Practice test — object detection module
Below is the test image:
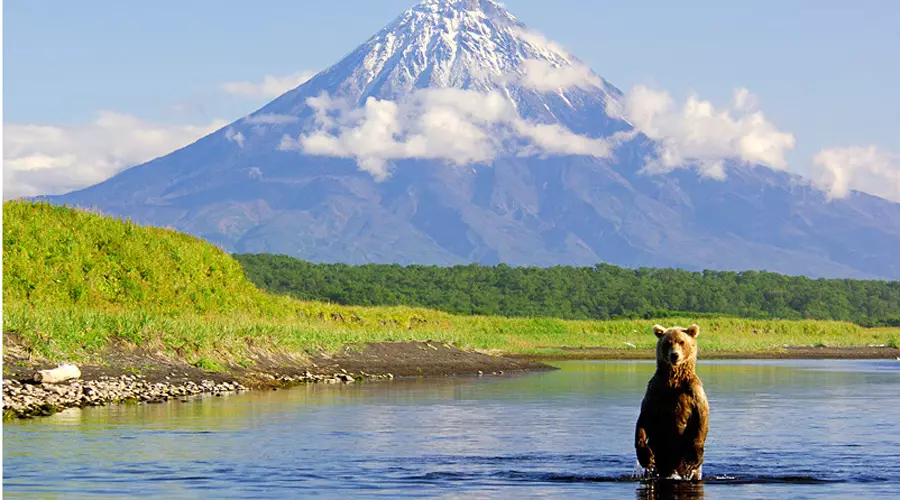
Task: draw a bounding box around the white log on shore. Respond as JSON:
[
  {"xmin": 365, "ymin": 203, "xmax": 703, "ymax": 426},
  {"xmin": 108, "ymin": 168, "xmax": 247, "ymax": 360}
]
[{"xmin": 34, "ymin": 363, "xmax": 82, "ymax": 384}]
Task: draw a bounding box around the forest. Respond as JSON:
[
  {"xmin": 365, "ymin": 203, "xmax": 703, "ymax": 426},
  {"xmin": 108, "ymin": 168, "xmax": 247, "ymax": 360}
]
[{"xmin": 235, "ymin": 254, "xmax": 900, "ymax": 326}]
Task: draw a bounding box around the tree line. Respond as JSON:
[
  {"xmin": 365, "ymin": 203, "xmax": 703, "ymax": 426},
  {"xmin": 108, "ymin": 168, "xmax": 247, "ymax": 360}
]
[{"xmin": 234, "ymin": 254, "xmax": 900, "ymax": 326}]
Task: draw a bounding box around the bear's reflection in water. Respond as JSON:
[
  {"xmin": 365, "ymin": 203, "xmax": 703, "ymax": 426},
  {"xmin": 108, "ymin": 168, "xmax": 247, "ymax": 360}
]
[{"xmin": 636, "ymin": 480, "xmax": 705, "ymax": 500}]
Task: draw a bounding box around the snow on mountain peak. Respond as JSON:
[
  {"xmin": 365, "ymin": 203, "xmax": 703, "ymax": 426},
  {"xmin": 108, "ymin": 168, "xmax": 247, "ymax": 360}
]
[
  {"xmin": 411, "ymin": 0, "xmax": 515, "ymax": 18},
  {"xmin": 310, "ymin": 0, "xmax": 609, "ymax": 103}
]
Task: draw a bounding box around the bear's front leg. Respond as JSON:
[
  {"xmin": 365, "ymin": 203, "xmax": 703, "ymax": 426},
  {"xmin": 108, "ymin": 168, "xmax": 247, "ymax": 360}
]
[
  {"xmin": 635, "ymin": 414, "xmax": 655, "ymax": 472},
  {"xmin": 635, "ymin": 427, "xmax": 654, "ymax": 470},
  {"xmin": 681, "ymin": 441, "xmax": 704, "ymax": 474}
]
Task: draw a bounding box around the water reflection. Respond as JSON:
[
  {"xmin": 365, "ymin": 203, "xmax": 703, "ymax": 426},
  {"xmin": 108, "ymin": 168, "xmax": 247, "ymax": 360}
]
[{"xmin": 636, "ymin": 480, "xmax": 705, "ymax": 500}]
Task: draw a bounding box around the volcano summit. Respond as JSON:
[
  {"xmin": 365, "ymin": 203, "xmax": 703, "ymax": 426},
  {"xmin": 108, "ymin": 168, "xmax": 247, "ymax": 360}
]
[{"xmin": 47, "ymin": 0, "xmax": 900, "ymax": 279}]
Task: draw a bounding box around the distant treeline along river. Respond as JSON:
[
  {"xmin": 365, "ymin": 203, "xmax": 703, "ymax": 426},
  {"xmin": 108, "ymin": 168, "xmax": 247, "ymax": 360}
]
[{"xmin": 235, "ymin": 255, "xmax": 900, "ymax": 327}]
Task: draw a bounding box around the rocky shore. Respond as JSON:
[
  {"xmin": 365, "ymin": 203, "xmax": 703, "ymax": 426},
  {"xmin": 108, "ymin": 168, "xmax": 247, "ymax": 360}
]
[
  {"xmin": 2, "ymin": 369, "xmax": 395, "ymax": 419},
  {"xmin": 3, "ymin": 375, "xmax": 247, "ymax": 418}
]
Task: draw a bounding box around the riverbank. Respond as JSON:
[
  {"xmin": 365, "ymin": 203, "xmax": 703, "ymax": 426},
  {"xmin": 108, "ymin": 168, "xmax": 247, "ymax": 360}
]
[
  {"xmin": 2, "ymin": 339, "xmax": 551, "ymax": 419},
  {"xmin": 6, "ymin": 336, "xmax": 900, "ymax": 419}
]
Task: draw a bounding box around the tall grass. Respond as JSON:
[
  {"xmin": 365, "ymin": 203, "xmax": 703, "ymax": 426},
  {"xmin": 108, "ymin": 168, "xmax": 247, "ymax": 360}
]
[{"xmin": 3, "ymin": 201, "xmax": 897, "ymax": 368}]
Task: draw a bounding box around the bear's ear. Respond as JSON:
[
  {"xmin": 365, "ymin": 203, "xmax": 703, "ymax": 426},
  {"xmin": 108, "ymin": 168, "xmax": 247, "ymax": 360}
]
[
  {"xmin": 685, "ymin": 324, "xmax": 700, "ymax": 338},
  {"xmin": 652, "ymin": 324, "xmax": 666, "ymax": 338}
]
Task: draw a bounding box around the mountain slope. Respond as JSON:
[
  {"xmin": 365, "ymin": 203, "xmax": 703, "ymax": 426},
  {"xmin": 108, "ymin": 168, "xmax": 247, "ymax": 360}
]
[{"xmin": 46, "ymin": 0, "xmax": 900, "ymax": 279}]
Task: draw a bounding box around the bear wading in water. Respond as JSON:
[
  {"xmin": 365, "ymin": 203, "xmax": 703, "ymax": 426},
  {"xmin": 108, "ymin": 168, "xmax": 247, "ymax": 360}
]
[{"xmin": 635, "ymin": 324, "xmax": 709, "ymax": 481}]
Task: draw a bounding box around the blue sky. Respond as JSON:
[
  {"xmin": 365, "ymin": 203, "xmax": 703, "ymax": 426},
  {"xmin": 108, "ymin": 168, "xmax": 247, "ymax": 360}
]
[{"xmin": 4, "ymin": 0, "xmax": 899, "ymax": 199}]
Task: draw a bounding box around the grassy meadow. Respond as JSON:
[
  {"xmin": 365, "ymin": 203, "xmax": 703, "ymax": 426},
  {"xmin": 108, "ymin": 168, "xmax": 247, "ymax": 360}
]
[{"xmin": 3, "ymin": 201, "xmax": 898, "ymax": 370}]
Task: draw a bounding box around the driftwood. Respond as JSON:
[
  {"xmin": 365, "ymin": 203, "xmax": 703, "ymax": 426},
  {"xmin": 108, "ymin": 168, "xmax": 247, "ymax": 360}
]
[{"xmin": 34, "ymin": 363, "xmax": 82, "ymax": 384}]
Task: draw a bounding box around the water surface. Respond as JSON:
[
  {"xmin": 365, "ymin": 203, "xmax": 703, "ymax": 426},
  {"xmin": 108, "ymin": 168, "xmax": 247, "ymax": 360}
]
[{"xmin": 4, "ymin": 359, "xmax": 899, "ymax": 498}]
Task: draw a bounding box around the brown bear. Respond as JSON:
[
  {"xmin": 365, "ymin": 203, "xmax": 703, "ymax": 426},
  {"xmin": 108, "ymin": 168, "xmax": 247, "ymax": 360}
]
[{"xmin": 634, "ymin": 324, "xmax": 709, "ymax": 481}]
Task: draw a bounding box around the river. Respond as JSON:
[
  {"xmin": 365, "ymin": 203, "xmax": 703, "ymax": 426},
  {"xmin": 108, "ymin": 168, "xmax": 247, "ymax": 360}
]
[{"xmin": 4, "ymin": 359, "xmax": 899, "ymax": 499}]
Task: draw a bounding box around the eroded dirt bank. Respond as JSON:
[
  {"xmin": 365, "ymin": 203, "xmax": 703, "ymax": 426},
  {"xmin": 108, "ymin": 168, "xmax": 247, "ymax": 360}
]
[{"xmin": 2, "ymin": 339, "xmax": 552, "ymax": 419}]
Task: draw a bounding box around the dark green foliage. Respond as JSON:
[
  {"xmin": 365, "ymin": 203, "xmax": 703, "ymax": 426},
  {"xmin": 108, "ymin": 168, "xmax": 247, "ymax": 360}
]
[{"xmin": 235, "ymin": 255, "xmax": 900, "ymax": 326}]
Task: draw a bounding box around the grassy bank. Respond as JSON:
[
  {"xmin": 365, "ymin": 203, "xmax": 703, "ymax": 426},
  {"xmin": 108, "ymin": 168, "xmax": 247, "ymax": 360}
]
[
  {"xmin": 6, "ymin": 304, "xmax": 899, "ymax": 367},
  {"xmin": 3, "ymin": 201, "xmax": 898, "ymax": 371}
]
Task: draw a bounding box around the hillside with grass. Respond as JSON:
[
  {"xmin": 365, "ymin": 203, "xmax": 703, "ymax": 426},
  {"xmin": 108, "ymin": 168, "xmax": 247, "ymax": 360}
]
[
  {"xmin": 3, "ymin": 201, "xmax": 898, "ymax": 371},
  {"xmin": 3, "ymin": 201, "xmax": 265, "ymax": 313}
]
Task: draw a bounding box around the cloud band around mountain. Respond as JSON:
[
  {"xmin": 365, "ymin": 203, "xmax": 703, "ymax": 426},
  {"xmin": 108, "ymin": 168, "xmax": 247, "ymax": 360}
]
[
  {"xmin": 278, "ymin": 88, "xmax": 619, "ymax": 180},
  {"xmin": 278, "ymin": 83, "xmax": 797, "ymax": 187},
  {"xmin": 6, "ymin": 78, "xmax": 897, "ymax": 204}
]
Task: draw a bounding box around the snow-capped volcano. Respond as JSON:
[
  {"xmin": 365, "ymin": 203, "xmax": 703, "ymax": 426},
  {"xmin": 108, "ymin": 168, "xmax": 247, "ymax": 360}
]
[
  {"xmin": 45, "ymin": 0, "xmax": 900, "ymax": 279},
  {"xmin": 242, "ymin": 0, "xmax": 629, "ymax": 181},
  {"xmin": 256, "ymin": 0, "xmax": 621, "ymax": 129}
]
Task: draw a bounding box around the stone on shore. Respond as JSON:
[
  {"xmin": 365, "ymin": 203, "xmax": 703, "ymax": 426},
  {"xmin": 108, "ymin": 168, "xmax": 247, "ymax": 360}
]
[{"xmin": 34, "ymin": 363, "xmax": 81, "ymax": 384}]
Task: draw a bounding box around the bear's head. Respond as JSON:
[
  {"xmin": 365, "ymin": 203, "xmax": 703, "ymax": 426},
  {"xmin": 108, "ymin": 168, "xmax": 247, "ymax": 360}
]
[{"xmin": 653, "ymin": 324, "xmax": 700, "ymax": 367}]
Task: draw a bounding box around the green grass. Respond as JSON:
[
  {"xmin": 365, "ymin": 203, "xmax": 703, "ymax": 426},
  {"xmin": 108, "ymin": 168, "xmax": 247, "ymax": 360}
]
[
  {"xmin": 3, "ymin": 201, "xmax": 898, "ymax": 369},
  {"xmin": 2, "ymin": 200, "xmax": 266, "ymax": 313},
  {"xmin": 5, "ymin": 303, "xmax": 896, "ymax": 366}
]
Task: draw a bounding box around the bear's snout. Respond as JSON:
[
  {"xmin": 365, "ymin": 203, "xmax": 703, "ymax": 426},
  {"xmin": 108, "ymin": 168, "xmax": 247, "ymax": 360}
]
[{"xmin": 669, "ymin": 352, "xmax": 680, "ymax": 364}]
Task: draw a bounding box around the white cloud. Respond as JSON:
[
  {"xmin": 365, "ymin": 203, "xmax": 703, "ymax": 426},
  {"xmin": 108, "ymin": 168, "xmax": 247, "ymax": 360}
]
[
  {"xmin": 279, "ymin": 89, "xmax": 616, "ymax": 180},
  {"xmin": 244, "ymin": 113, "xmax": 299, "ymax": 125},
  {"xmin": 732, "ymin": 88, "xmax": 757, "ymax": 111},
  {"xmin": 515, "ymin": 122, "xmax": 628, "ymax": 159},
  {"xmin": 221, "ymin": 71, "xmax": 316, "ymax": 99},
  {"xmin": 811, "ymin": 146, "xmax": 900, "ymax": 202},
  {"xmin": 520, "ymin": 60, "xmax": 603, "ymax": 92},
  {"xmin": 3, "ymin": 112, "xmax": 227, "ymax": 199},
  {"xmin": 609, "ymin": 86, "xmax": 795, "ymax": 178},
  {"xmin": 225, "ymin": 127, "xmax": 245, "ymax": 147}
]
